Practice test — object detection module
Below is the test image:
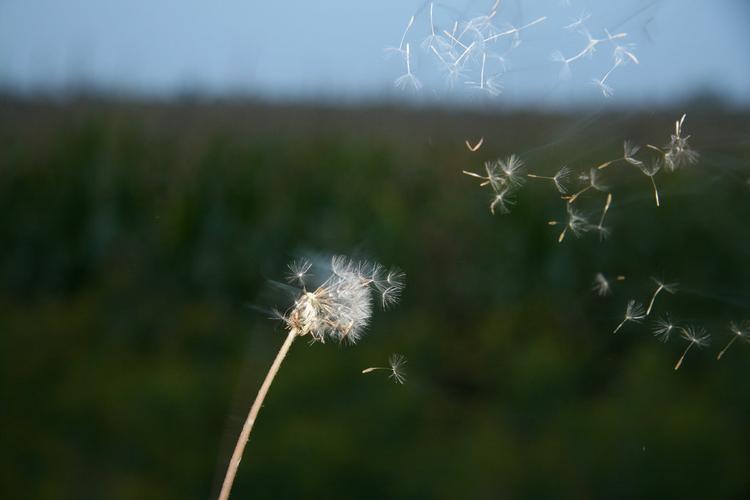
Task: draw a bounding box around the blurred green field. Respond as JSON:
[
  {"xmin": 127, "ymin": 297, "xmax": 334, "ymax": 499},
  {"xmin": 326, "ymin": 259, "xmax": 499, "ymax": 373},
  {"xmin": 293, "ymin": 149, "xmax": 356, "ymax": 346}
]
[{"xmin": 1, "ymin": 98, "xmax": 750, "ymax": 499}]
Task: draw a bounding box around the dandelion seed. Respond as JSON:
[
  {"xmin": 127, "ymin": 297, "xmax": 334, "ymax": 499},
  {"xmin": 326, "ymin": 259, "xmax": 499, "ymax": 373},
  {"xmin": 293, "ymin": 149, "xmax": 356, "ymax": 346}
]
[
  {"xmin": 613, "ymin": 299, "xmax": 646, "ymax": 334},
  {"xmin": 614, "ymin": 43, "xmax": 639, "ymax": 65},
  {"xmin": 653, "ymin": 313, "xmax": 677, "ymax": 343},
  {"xmin": 362, "ymin": 353, "xmax": 408, "ymax": 384},
  {"xmin": 623, "ymin": 141, "xmax": 643, "ymax": 166},
  {"xmin": 490, "ymin": 187, "xmax": 516, "ymax": 215},
  {"xmin": 639, "ymin": 159, "xmax": 663, "ymax": 207},
  {"xmin": 598, "ymin": 140, "xmax": 642, "ymax": 170},
  {"xmin": 394, "ymin": 44, "xmax": 422, "ymax": 91},
  {"xmin": 386, "ymin": 15, "xmax": 415, "ymax": 57},
  {"xmin": 558, "ymin": 204, "xmax": 591, "ymax": 242},
  {"xmin": 663, "ymin": 114, "xmax": 699, "ymax": 171},
  {"xmin": 565, "ymin": 168, "xmax": 607, "ymax": 204},
  {"xmin": 465, "ymin": 137, "xmax": 484, "ymax": 152},
  {"xmin": 717, "ymin": 321, "xmax": 750, "ymax": 360},
  {"xmin": 286, "ymin": 259, "xmax": 312, "ymax": 287},
  {"xmin": 527, "ymin": 165, "xmax": 571, "ymax": 194},
  {"xmin": 675, "ymin": 326, "xmax": 710, "ymax": 370},
  {"xmin": 564, "ymin": 11, "xmax": 591, "ymax": 31},
  {"xmin": 592, "ymin": 60, "xmax": 622, "ymax": 97},
  {"xmin": 646, "ymin": 277, "xmax": 678, "ymax": 316},
  {"xmin": 219, "ymin": 256, "xmax": 405, "ymax": 500},
  {"xmin": 484, "ymin": 16, "xmax": 547, "ymax": 43},
  {"xmin": 617, "ymin": 276, "xmax": 626, "ymax": 281},
  {"xmin": 593, "ymin": 272, "xmax": 611, "ymax": 296},
  {"xmin": 594, "ymin": 192, "xmax": 613, "ymax": 240},
  {"xmin": 498, "ymin": 154, "xmax": 526, "ymax": 186},
  {"xmin": 421, "ymin": 3, "xmax": 440, "ymax": 51}
]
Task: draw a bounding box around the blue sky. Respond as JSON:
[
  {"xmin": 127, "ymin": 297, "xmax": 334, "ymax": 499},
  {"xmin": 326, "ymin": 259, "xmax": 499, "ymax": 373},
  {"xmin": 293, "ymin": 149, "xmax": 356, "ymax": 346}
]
[{"xmin": 0, "ymin": 0, "xmax": 748, "ymax": 106}]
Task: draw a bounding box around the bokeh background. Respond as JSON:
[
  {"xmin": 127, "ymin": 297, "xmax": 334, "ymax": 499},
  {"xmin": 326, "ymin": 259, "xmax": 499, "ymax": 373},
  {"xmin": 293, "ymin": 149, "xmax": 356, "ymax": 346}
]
[{"xmin": 2, "ymin": 1, "xmax": 750, "ymax": 499}]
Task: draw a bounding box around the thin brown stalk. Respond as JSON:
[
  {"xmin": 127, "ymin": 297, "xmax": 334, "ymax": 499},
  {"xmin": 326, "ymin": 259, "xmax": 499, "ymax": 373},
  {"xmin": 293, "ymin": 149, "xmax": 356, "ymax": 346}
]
[{"xmin": 218, "ymin": 329, "xmax": 298, "ymax": 500}]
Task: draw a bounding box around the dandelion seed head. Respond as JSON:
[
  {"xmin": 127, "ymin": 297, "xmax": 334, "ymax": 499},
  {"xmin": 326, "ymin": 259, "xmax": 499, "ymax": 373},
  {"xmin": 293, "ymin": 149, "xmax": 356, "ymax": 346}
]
[{"xmin": 283, "ymin": 256, "xmax": 404, "ymax": 345}]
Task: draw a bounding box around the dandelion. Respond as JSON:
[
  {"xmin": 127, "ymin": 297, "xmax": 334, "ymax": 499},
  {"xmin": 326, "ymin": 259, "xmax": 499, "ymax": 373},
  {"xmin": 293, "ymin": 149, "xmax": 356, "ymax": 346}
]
[
  {"xmin": 553, "ymin": 29, "xmax": 627, "ymax": 79},
  {"xmin": 466, "ymin": 52, "xmax": 503, "ymax": 96},
  {"xmin": 613, "ymin": 299, "xmax": 646, "ymax": 334},
  {"xmin": 565, "ymin": 168, "xmax": 607, "ymax": 204},
  {"xmin": 556, "ymin": 204, "xmax": 591, "ymax": 243},
  {"xmin": 614, "ymin": 43, "xmax": 639, "ymax": 65},
  {"xmin": 674, "ymin": 326, "xmax": 710, "ymax": 370},
  {"xmin": 598, "ymin": 140, "xmax": 643, "ymax": 169},
  {"xmin": 648, "ymin": 114, "xmax": 699, "ymax": 172},
  {"xmin": 594, "ymin": 192, "xmax": 613, "ymax": 240},
  {"xmin": 592, "ymin": 60, "xmax": 622, "ymax": 97},
  {"xmin": 218, "ymin": 256, "xmax": 404, "ymax": 500},
  {"xmin": 394, "ymin": 44, "xmax": 422, "ymax": 91},
  {"xmin": 421, "ymin": 3, "xmax": 440, "ymax": 51},
  {"xmin": 717, "ymin": 321, "xmax": 750, "ymax": 360},
  {"xmin": 645, "ymin": 278, "xmax": 678, "ymax": 316},
  {"xmin": 527, "ymin": 165, "xmax": 572, "ymax": 194},
  {"xmin": 652, "ymin": 313, "xmax": 677, "ymax": 342},
  {"xmin": 385, "ymin": 15, "xmax": 415, "ymax": 57},
  {"xmin": 362, "ymin": 353, "xmax": 408, "ymax": 384},
  {"xmin": 592, "ymin": 272, "xmax": 611, "ymax": 296},
  {"xmin": 639, "ymin": 159, "xmax": 662, "ymax": 207}
]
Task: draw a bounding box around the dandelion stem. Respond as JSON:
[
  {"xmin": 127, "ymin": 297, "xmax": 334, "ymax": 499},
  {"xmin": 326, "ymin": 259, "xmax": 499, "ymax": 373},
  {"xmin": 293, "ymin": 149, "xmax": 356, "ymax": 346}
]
[
  {"xmin": 717, "ymin": 335, "xmax": 738, "ymax": 360},
  {"xmin": 646, "ymin": 285, "xmax": 663, "ymax": 316},
  {"xmin": 218, "ymin": 329, "xmax": 298, "ymax": 500},
  {"xmin": 613, "ymin": 319, "xmax": 627, "ymax": 334},
  {"xmin": 674, "ymin": 342, "xmax": 693, "ymax": 370}
]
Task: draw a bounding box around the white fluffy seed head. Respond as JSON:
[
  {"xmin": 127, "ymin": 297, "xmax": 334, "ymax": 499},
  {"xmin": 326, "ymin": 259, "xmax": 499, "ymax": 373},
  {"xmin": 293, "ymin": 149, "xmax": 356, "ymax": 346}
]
[{"xmin": 282, "ymin": 256, "xmax": 404, "ymax": 345}]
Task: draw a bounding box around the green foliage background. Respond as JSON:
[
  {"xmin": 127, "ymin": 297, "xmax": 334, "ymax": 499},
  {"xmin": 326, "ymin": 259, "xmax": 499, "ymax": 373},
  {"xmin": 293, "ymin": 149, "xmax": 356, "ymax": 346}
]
[{"xmin": 1, "ymin": 99, "xmax": 749, "ymax": 499}]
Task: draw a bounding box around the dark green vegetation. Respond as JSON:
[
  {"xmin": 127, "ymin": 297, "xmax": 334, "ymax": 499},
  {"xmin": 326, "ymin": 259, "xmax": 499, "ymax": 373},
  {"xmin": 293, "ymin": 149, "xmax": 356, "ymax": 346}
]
[{"xmin": 1, "ymin": 99, "xmax": 749, "ymax": 499}]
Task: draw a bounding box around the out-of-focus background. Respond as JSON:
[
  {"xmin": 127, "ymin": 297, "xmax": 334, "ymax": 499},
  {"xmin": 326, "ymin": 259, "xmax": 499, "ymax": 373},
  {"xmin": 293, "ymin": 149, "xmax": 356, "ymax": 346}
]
[{"xmin": 1, "ymin": 1, "xmax": 750, "ymax": 499}]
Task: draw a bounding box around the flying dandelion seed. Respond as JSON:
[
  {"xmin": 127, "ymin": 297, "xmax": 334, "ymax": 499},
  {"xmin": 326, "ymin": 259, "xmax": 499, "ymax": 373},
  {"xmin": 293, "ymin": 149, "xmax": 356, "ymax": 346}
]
[
  {"xmin": 565, "ymin": 168, "xmax": 607, "ymax": 204},
  {"xmin": 556, "ymin": 204, "xmax": 591, "ymax": 243},
  {"xmin": 394, "ymin": 44, "xmax": 422, "ymax": 91},
  {"xmin": 613, "ymin": 299, "xmax": 646, "ymax": 334},
  {"xmin": 647, "ymin": 114, "xmax": 699, "ymax": 172},
  {"xmin": 592, "ymin": 273, "xmax": 611, "ymax": 296},
  {"xmin": 717, "ymin": 321, "xmax": 750, "ymax": 360},
  {"xmin": 645, "ymin": 278, "xmax": 678, "ymax": 316},
  {"xmin": 675, "ymin": 326, "xmax": 710, "ymax": 370},
  {"xmin": 652, "ymin": 313, "xmax": 677, "ymax": 343},
  {"xmin": 597, "ymin": 140, "xmax": 643, "ymax": 170},
  {"xmin": 528, "ymin": 165, "xmax": 572, "ymax": 194},
  {"xmin": 594, "ymin": 192, "xmax": 613, "ymax": 240},
  {"xmin": 362, "ymin": 353, "xmax": 407, "ymax": 384},
  {"xmin": 218, "ymin": 256, "xmax": 405, "ymax": 500},
  {"xmin": 639, "ymin": 159, "xmax": 663, "ymax": 207}
]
